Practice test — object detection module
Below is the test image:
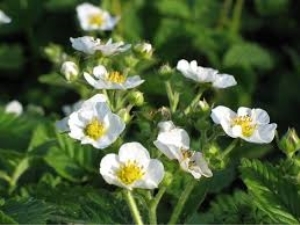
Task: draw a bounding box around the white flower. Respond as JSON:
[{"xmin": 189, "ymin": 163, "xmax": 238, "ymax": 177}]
[
  {"xmin": 76, "ymin": 3, "xmax": 119, "ymax": 31},
  {"xmin": 0, "ymin": 10, "xmax": 11, "ymax": 24},
  {"xmin": 154, "ymin": 121, "xmax": 212, "ymax": 179},
  {"xmin": 70, "ymin": 37, "xmax": 130, "ymax": 56},
  {"xmin": 61, "ymin": 61, "xmax": 79, "ymax": 81},
  {"xmin": 211, "ymin": 106, "xmax": 277, "ymax": 143},
  {"xmin": 70, "ymin": 36, "xmax": 101, "ymax": 55},
  {"xmin": 56, "ymin": 94, "xmax": 125, "ymax": 149},
  {"xmin": 84, "ymin": 65, "xmax": 144, "ymax": 90},
  {"xmin": 96, "ymin": 38, "xmax": 131, "ymax": 56},
  {"xmin": 100, "ymin": 142, "xmax": 164, "ymax": 190},
  {"xmin": 5, "ymin": 100, "xmax": 23, "ymax": 116},
  {"xmin": 176, "ymin": 59, "xmax": 237, "ymax": 88}
]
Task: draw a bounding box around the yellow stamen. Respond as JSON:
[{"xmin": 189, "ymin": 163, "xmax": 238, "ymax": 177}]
[
  {"xmin": 88, "ymin": 13, "xmax": 104, "ymax": 26},
  {"xmin": 84, "ymin": 118, "xmax": 106, "ymax": 140},
  {"xmin": 107, "ymin": 71, "xmax": 125, "ymax": 84},
  {"xmin": 232, "ymin": 115, "xmax": 256, "ymax": 137},
  {"xmin": 181, "ymin": 148, "xmax": 194, "ymax": 160},
  {"xmin": 116, "ymin": 160, "xmax": 145, "ymax": 185}
]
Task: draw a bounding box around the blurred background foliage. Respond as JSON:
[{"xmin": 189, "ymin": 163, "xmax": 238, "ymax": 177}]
[{"xmin": 0, "ymin": 0, "xmax": 299, "ymax": 132}]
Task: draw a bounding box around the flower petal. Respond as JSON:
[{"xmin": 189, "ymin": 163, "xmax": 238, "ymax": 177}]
[
  {"xmin": 134, "ymin": 159, "xmax": 164, "ymax": 189},
  {"xmin": 212, "ymin": 74, "xmax": 237, "ymax": 88},
  {"xmin": 118, "ymin": 142, "xmax": 150, "ymax": 166},
  {"xmin": 99, "ymin": 153, "xmax": 127, "ymax": 188},
  {"xmin": 252, "ymin": 108, "xmax": 270, "ymax": 124},
  {"xmin": 93, "ymin": 65, "xmax": 108, "ymax": 79},
  {"xmin": 211, "ymin": 105, "xmax": 236, "ymax": 124}
]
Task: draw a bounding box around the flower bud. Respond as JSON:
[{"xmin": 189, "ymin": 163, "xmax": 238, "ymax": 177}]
[
  {"xmin": 128, "ymin": 91, "xmax": 144, "ymax": 107},
  {"xmin": 198, "ymin": 99, "xmax": 210, "ymax": 112},
  {"xmin": 161, "ymin": 171, "xmax": 173, "ymax": 187},
  {"xmin": 61, "ymin": 61, "xmax": 79, "ymax": 81},
  {"xmin": 278, "ymin": 128, "xmax": 300, "ymax": 157},
  {"xmin": 158, "ymin": 64, "xmax": 174, "ymax": 80},
  {"xmin": 133, "ymin": 42, "xmax": 153, "ymax": 59},
  {"xmin": 117, "ymin": 108, "xmax": 131, "ymax": 124}
]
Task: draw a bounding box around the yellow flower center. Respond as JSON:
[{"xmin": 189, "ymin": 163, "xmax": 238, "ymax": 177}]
[
  {"xmin": 116, "ymin": 160, "xmax": 145, "ymax": 185},
  {"xmin": 84, "ymin": 118, "xmax": 106, "ymax": 140},
  {"xmin": 107, "ymin": 71, "xmax": 125, "ymax": 83},
  {"xmin": 232, "ymin": 115, "xmax": 256, "ymax": 137},
  {"xmin": 88, "ymin": 13, "xmax": 105, "ymax": 26}
]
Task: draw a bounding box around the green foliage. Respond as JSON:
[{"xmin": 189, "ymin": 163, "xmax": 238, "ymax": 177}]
[
  {"xmin": 240, "ymin": 159, "xmax": 300, "ymax": 224},
  {"xmin": 188, "ymin": 190, "xmax": 272, "ymax": 224},
  {"xmin": 223, "ymin": 42, "xmax": 274, "ymax": 70},
  {"xmin": 0, "ymin": 44, "xmax": 24, "ymax": 71},
  {"xmin": 1, "ymin": 198, "xmax": 54, "ymax": 224}
]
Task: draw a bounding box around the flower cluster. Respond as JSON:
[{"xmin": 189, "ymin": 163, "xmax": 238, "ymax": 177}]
[{"xmin": 50, "ymin": 3, "xmax": 279, "ymax": 224}]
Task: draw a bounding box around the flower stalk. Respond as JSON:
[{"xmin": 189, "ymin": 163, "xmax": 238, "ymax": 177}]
[
  {"xmin": 124, "ymin": 190, "xmax": 144, "ymax": 225},
  {"xmin": 167, "ymin": 179, "xmax": 197, "ymax": 225}
]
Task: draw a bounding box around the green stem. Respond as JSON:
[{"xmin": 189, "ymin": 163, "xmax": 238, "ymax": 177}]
[
  {"xmin": 184, "ymin": 88, "xmax": 205, "ymax": 115},
  {"xmin": 149, "ymin": 186, "xmax": 167, "ymax": 225},
  {"xmin": 230, "ymin": 0, "xmax": 244, "ymax": 35},
  {"xmin": 168, "ymin": 179, "xmax": 197, "ymax": 225},
  {"xmin": 221, "ymin": 138, "xmax": 239, "ymax": 158},
  {"xmin": 165, "ymin": 81, "xmax": 179, "ymax": 113},
  {"xmin": 218, "ymin": 0, "xmax": 233, "ymax": 29},
  {"xmin": 124, "ymin": 190, "xmax": 144, "ymax": 225}
]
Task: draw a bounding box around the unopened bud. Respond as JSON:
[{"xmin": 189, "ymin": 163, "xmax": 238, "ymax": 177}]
[
  {"xmin": 161, "ymin": 171, "xmax": 173, "ymax": 187},
  {"xmin": 278, "ymin": 128, "xmax": 300, "ymax": 156},
  {"xmin": 128, "ymin": 91, "xmax": 144, "ymax": 107},
  {"xmin": 61, "ymin": 61, "xmax": 79, "ymax": 81},
  {"xmin": 198, "ymin": 99, "xmax": 210, "ymax": 112},
  {"xmin": 133, "ymin": 42, "xmax": 153, "ymax": 59},
  {"xmin": 158, "ymin": 64, "xmax": 174, "ymax": 80},
  {"xmin": 118, "ymin": 108, "xmax": 131, "ymax": 124}
]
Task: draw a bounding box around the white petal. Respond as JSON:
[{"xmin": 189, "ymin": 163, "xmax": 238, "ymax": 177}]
[
  {"xmin": 93, "ymin": 65, "xmax": 108, "ymax": 79},
  {"xmin": 252, "ymin": 108, "xmax": 270, "ymax": 124},
  {"xmin": 0, "ymin": 10, "xmax": 11, "ymax": 24},
  {"xmin": 194, "ymin": 152, "xmax": 213, "ymax": 177},
  {"xmin": 82, "ymin": 94, "xmax": 107, "ymax": 107},
  {"xmin": 68, "ymin": 126, "xmax": 85, "ymax": 140},
  {"xmin": 157, "ymin": 121, "xmax": 175, "ymax": 132},
  {"xmin": 55, "ymin": 117, "xmax": 70, "ymax": 132},
  {"xmin": 156, "ymin": 128, "xmax": 190, "ymax": 149},
  {"xmin": 212, "ymin": 74, "xmax": 237, "ymax": 88},
  {"xmin": 176, "ymin": 59, "xmax": 190, "ymax": 73},
  {"xmin": 211, "ymin": 105, "xmax": 236, "ymax": 124},
  {"xmin": 134, "ymin": 159, "xmax": 164, "ymax": 189},
  {"xmin": 5, "ymin": 100, "xmax": 23, "ymax": 116},
  {"xmin": 153, "ymin": 140, "xmax": 180, "ymax": 160},
  {"xmin": 99, "ymin": 153, "xmax": 127, "ymax": 188},
  {"xmin": 123, "ymin": 76, "xmax": 144, "ymax": 89},
  {"xmin": 237, "ymin": 107, "xmax": 252, "ymax": 116},
  {"xmin": 84, "ymin": 72, "xmax": 98, "ymax": 87},
  {"xmin": 118, "ymin": 142, "xmax": 150, "ymax": 166},
  {"xmin": 255, "ymin": 123, "xmax": 277, "ymax": 143},
  {"xmin": 95, "ymin": 102, "xmax": 111, "ymax": 119}
]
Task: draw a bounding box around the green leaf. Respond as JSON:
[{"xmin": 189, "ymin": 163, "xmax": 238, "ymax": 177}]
[
  {"xmin": 255, "ymin": 0, "xmax": 290, "ymax": 16},
  {"xmin": 240, "ymin": 159, "xmax": 300, "ymax": 224},
  {"xmin": 223, "ymin": 43, "xmax": 274, "ymax": 70},
  {"xmin": 0, "ymin": 111, "xmax": 40, "ymax": 150},
  {"xmin": 154, "ymin": 0, "xmax": 191, "ymax": 19},
  {"xmin": 44, "ymin": 132, "xmax": 100, "ymax": 182},
  {"xmin": 1, "ymin": 198, "xmax": 54, "ymax": 224},
  {"xmin": 0, "ymin": 44, "xmax": 24, "ymax": 71},
  {"xmin": 38, "ymin": 73, "xmax": 74, "ymax": 88},
  {"xmin": 0, "ymin": 210, "xmax": 17, "ymax": 224},
  {"xmin": 188, "ymin": 190, "xmax": 272, "ymax": 224}
]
